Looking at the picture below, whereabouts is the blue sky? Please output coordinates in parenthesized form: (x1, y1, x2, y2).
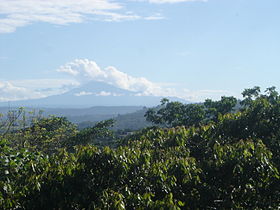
(0, 0, 280, 102)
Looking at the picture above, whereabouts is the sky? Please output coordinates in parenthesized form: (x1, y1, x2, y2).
(0, 0, 280, 103)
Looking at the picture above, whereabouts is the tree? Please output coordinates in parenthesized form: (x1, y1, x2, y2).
(5, 116, 78, 154)
(67, 119, 115, 149)
(1, 109, 115, 154)
(1, 87, 280, 209)
(241, 86, 261, 106)
(145, 99, 205, 127)
(204, 96, 237, 121)
(145, 96, 237, 127)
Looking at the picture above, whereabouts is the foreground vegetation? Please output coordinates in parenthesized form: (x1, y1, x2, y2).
(1, 87, 280, 209)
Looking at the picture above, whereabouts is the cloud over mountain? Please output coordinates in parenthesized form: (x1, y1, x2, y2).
(0, 59, 231, 103)
(57, 59, 175, 97)
(57, 59, 232, 102)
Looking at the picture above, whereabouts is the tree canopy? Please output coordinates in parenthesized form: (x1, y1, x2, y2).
(145, 96, 237, 127)
(0, 86, 280, 209)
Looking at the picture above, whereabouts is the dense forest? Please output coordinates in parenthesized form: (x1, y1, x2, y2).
(1, 86, 280, 209)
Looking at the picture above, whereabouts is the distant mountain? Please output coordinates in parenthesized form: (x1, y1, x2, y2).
(1, 81, 187, 108)
(0, 105, 144, 122)
(40, 106, 144, 117)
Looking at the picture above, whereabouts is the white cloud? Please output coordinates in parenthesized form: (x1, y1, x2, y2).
(57, 59, 171, 97)
(93, 10, 141, 22)
(0, 81, 44, 102)
(0, 0, 209, 33)
(10, 79, 80, 89)
(57, 67, 80, 76)
(0, 60, 231, 103)
(74, 91, 93, 97)
(0, 0, 146, 33)
(0, 79, 80, 102)
(149, 0, 207, 3)
(144, 13, 165, 20)
(74, 91, 123, 97)
(57, 59, 233, 102)
(9, 79, 79, 96)
(96, 91, 112, 96)
(0, 0, 168, 33)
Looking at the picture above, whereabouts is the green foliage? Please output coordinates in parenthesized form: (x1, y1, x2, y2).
(1, 87, 280, 209)
(145, 99, 206, 127)
(67, 119, 115, 149)
(77, 107, 152, 131)
(207, 140, 279, 208)
(0, 139, 49, 209)
(2, 115, 78, 154)
(204, 96, 237, 121)
(145, 96, 237, 127)
(1, 110, 115, 154)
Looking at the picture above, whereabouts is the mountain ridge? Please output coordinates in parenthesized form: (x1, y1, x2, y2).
(0, 81, 188, 108)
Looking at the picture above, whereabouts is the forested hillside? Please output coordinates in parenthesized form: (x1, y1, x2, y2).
(0, 106, 144, 123)
(0, 106, 152, 131)
(78, 107, 153, 131)
(0, 87, 280, 209)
